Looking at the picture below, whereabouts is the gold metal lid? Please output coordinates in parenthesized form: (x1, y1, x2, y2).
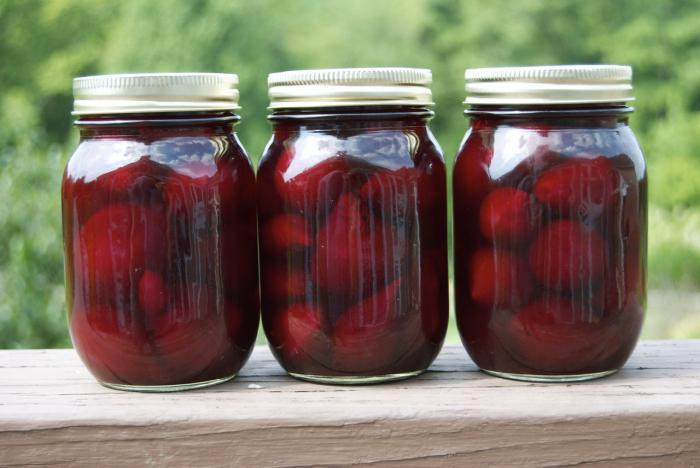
(268, 67, 433, 109)
(464, 65, 634, 105)
(72, 73, 240, 115)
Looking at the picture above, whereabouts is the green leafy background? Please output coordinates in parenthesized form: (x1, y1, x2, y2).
(1, 0, 699, 348)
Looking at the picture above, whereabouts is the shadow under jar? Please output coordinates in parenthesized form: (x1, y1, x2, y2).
(258, 68, 449, 384)
(453, 65, 647, 382)
(63, 73, 259, 391)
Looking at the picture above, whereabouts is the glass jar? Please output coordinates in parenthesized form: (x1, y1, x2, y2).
(63, 73, 259, 391)
(453, 65, 646, 382)
(258, 68, 448, 384)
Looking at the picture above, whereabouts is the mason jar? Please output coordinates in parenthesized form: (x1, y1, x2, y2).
(258, 68, 448, 384)
(453, 65, 647, 382)
(63, 73, 259, 391)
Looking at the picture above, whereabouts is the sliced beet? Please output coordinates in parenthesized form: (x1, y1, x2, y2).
(453, 134, 492, 214)
(275, 304, 326, 360)
(529, 220, 605, 291)
(261, 214, 312, 255)
(332, 279, 403, 373)
(534, 156, 620, 216)
(504, 297, 617, 373)
(151, 310, 227, 383)
(468, 248, 533, 309)
(479, 187, 537, 244)
(76, 203, 165, 297)
(70, 306, 167, 385)
(138, 270, 167, 317)
(275, 150, 351, 211)
(314, 193, 404, 296)
(90, 156, 169, 212)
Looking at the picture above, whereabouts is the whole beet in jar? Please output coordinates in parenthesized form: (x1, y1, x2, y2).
(258, 68, 448, 384)
(453, 65, 646, 382)
(63, 73, 259, 391)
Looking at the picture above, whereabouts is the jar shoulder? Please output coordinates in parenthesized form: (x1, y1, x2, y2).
(454, 122, 645, 183)
(260, 125, 444, 175)
(65, 132, 251, 184)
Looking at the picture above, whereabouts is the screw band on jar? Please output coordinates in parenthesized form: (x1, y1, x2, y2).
(72, 73, 241, 115)
(267, 67, 434, 109)
(464, 65, 634, 105)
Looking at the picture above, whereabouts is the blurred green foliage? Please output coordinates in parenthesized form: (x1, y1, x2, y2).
(1, 0, 699, 347)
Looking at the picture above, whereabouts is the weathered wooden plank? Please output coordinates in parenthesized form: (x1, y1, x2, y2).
(0, 341, 699, 466)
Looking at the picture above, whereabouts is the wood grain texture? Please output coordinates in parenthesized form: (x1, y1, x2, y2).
(1, 341, 699, 467)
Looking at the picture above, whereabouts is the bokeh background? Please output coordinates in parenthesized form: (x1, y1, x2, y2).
(1, 0, 699, 348)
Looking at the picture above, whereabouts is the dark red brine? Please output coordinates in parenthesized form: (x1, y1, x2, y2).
(63, 74, 258, 391)
(259, 68, 448, 383)
(454, 66, 646, 381)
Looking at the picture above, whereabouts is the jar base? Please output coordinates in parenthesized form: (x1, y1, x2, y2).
(99, 374, 236, 393)
(481, 368, 618, 383)
(288, 370, 423, 385)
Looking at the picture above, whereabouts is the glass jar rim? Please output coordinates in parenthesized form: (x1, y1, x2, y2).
(464, 104, 634, 117)
(268, 106, 434, 121)
(74, 111, 240, 127)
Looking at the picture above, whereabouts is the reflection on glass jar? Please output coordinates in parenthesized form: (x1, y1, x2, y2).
(259, 68, 448, 384)
(454, 65, 647, 382)
(63, 73, 259, 391)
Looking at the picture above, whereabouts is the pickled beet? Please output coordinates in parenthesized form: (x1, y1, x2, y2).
(138, 271, 167, 317)
(503, 298, 616, 373)
(260, 107, 448, 381)
(101, 156, 166, 195)
(275, 150, 351, 211)
(315, 192, 402, 296)
(534, 156, 619, 213)
(280, 305, 322, 351)
(150, 308, 228, 382)
(358, 167, 415, 213)
(63, 113, 259, 389)
(529, 220, 605, 291)
(75, 203, 164, 293)
(332, 279, 403, 373)
(454, 112, 646, 378)
(453, 128, 492, 213)
(87, 156, 169, 216)
(469, 248, 533, 309)
(479, 188, 536, 243)
(70, 306, 169, 385)
(262, 214, 312, 255)
(274, 304, 327, 363)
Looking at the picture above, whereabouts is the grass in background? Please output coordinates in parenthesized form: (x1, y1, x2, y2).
(648, 206, 700, 290)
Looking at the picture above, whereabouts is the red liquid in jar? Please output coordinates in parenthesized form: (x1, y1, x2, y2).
(63, 116, 259, 386)
(258, 111, 448, 378)
(454, 114, 646, 376)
